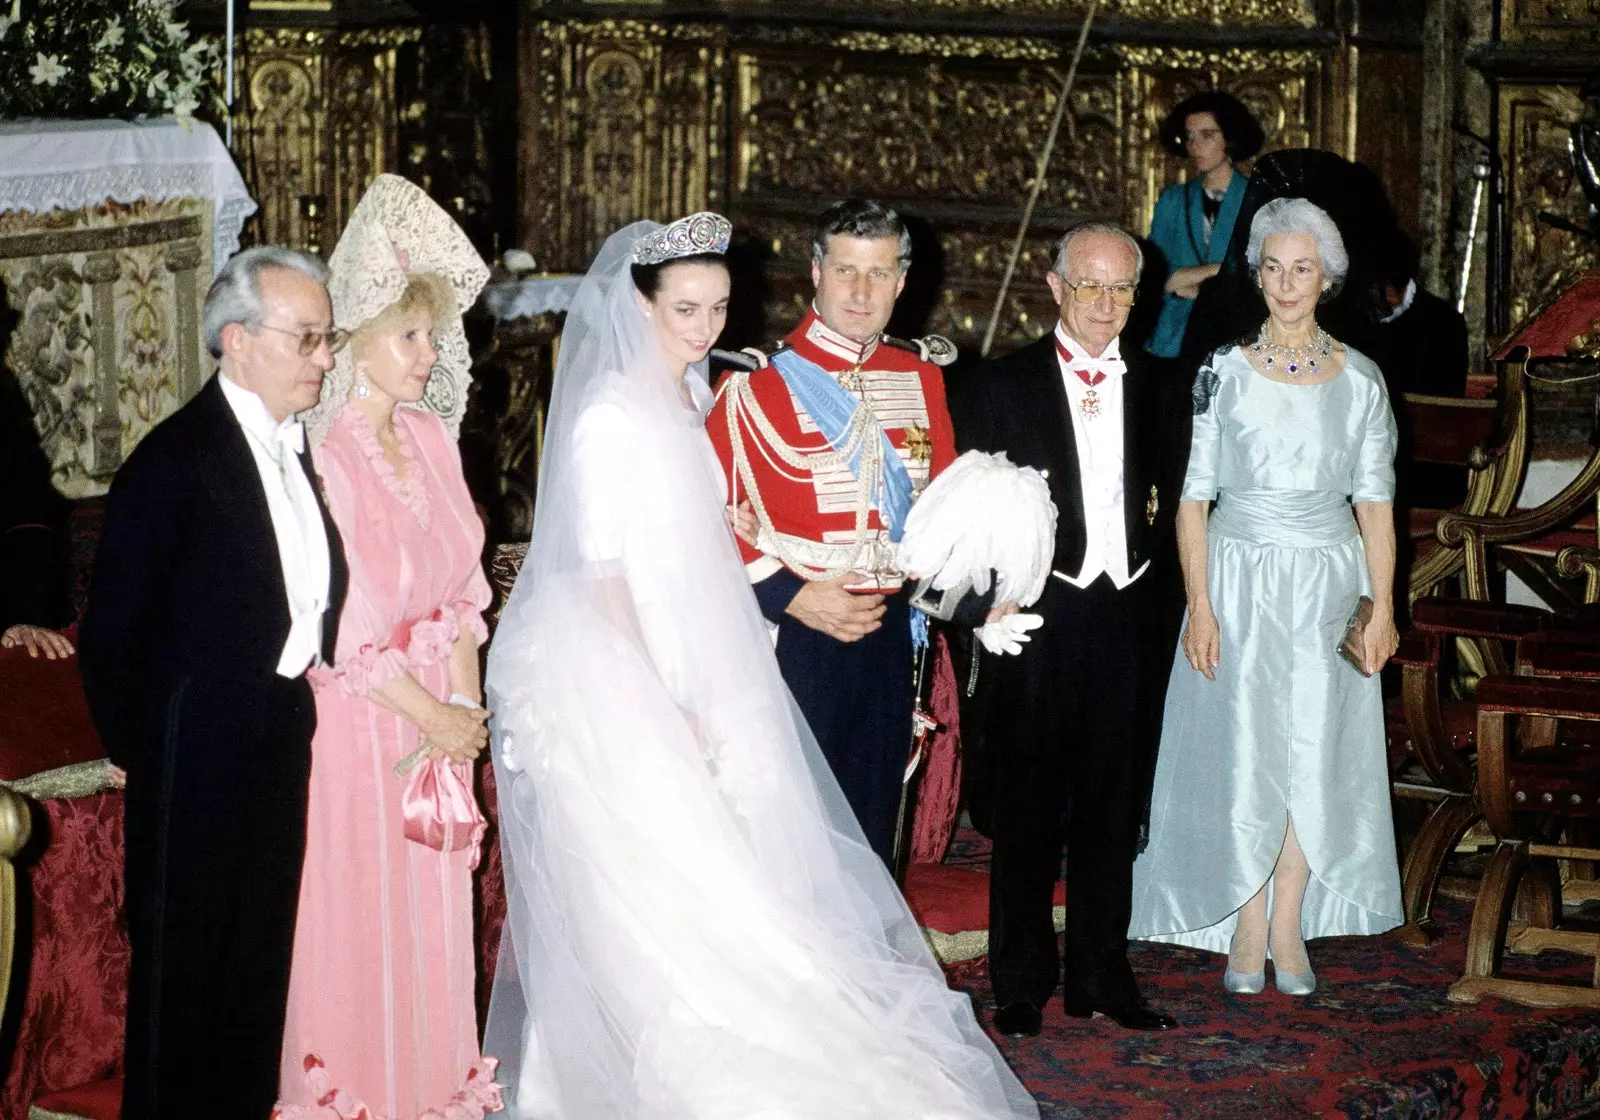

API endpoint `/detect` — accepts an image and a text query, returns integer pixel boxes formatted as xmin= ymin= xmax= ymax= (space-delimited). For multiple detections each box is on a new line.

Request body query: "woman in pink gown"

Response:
xmin=274 ymin=175 xmax=502 ymax=1120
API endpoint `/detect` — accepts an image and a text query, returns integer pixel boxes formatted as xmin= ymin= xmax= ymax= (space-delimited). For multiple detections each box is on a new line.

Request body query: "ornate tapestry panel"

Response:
xmin=0 ymin=200 xmax=212 ymax=498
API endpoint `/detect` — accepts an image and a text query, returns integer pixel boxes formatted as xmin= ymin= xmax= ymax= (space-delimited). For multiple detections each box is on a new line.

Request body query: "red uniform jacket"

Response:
xmin=708 ymin=309 xmax=957 ymax=619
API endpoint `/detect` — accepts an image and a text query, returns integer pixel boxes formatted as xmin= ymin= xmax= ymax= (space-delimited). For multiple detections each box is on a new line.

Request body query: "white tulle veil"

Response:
xmin=483 ymin=221 xmax=1036 ymax=1119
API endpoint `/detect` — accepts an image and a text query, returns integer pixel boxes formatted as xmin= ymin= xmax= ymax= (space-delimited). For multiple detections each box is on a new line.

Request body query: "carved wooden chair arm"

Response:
xmin=1519 ymin=637 xmax=1600 ymax=680
xmin=0 ymin=785 xmax=29 ymax=1020
xmin=1477 ymin=674 xmax=1600 ymax=720
xmin=1409 ymin=598 xmax=1549 ymax=640
xmin=1392 ymin=630 xmax=1438 ymax=667
xmin=1437 ymin=449 xmax=1600 ymax=549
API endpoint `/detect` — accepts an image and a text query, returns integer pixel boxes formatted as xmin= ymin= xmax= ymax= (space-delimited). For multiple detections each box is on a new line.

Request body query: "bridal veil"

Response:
xmin=484 ymin=220 xmax=1037 ymax=1120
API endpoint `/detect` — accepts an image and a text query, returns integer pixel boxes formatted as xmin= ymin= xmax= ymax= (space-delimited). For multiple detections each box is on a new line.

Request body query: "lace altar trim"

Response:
xmin=272 ymin=1054 xmax=503 ymax=1120
xmin=0 ymin=162 xmax=254 ymax=274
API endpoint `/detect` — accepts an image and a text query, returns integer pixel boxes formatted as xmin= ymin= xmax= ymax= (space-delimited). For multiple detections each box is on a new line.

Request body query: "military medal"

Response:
xmin=1055 ymin=335 xmax=1105 ymax=420
xmin=1077 ymin=376 xmax=1104 ymax=419
xmin=903 ymin=425 xmax=932 ymax=462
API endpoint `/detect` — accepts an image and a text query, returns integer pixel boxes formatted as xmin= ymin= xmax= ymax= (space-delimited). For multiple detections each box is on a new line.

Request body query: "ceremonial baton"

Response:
xmin=980 ymin=0 xmax=1101 ymax=359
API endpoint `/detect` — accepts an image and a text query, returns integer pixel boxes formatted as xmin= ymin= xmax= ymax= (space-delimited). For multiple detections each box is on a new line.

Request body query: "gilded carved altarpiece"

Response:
xmin=516 ymin=2 xmax=1345 ymax=350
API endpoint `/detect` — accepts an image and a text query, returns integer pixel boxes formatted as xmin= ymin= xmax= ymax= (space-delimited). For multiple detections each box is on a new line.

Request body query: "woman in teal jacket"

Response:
xmin=1146 ymin=90 xmax=1264 ymax=359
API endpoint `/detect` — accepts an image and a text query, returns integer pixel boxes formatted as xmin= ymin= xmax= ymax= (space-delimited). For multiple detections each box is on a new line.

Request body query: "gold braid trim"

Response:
xmin=4 ymin=759 xmax=118 ymax=801
xmin=723 ymin=369 xmax=885 ymax=581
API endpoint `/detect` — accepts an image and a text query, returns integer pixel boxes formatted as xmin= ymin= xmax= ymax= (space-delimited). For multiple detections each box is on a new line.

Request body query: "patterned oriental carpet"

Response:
xmin=933 ymin=831 xmax=1600 ymax=1120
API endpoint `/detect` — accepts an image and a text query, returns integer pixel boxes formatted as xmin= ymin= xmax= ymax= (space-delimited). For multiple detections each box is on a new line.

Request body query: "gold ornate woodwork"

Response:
xmin=519 ymin=21 xmax=725 ymax=271
xmin=1501 ymin=0 xmax=1600 ymax=41
xmin=232 ymin=26 xmax=420 ymax=253
xmin=521 ymin=17 xmax=1340 ymax=351
xmin=1496 ymin=82 xmax=1592 ymax=333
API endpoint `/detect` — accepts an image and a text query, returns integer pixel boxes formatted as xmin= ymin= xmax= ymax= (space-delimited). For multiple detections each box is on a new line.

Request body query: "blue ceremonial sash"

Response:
xmin=768 ymin=348 xmax=914 ymax=542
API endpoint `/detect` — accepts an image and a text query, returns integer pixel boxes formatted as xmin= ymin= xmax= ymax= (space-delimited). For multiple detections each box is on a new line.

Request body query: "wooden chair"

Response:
xmin=0 ymin=785 xmax=29 ymax=1020
xmin=1450 ymin=650 xmax=1600 ymax=1009
xmin=1388 ymin=599 xmax=1550 ymax=946
xmin=1437 ymin=413 xmax=1600 ymax=610
xmin=1405 ymin=349 xmax=1531 ymax=602
xmin=1554 ymin=492 xmax=1600 ymax=604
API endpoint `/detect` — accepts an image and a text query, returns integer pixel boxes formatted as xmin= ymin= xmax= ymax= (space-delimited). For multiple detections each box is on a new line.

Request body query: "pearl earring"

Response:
xmin=354 ymin=369 xmax=371 ymax=399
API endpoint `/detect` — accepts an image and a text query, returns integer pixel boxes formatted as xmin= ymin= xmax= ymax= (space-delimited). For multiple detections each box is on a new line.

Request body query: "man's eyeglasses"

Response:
xmin=252 ymin=321 xmax=350 ymax=356
xmin=1062 ymin=280 xmax=1137 ymax=307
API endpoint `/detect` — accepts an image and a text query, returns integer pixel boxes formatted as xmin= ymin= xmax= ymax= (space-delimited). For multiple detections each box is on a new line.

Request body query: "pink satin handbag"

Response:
xmin=400 ymin=755 xmax=488 ymax=868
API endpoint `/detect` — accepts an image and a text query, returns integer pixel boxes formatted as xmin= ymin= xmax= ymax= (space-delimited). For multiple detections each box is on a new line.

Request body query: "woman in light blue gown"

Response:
xmin=1129 ymin=198 xmax=1404 ymax=997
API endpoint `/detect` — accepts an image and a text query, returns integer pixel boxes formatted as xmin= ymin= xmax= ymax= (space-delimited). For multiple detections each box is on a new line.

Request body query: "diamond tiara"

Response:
xmin=632 ymin=212 xmax=733 ymax=266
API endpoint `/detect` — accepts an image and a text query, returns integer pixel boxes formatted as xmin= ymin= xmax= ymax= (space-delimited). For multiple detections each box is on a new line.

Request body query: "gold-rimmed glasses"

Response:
xmin=252 ymin=321 xmax=350 ymax=356
xmin=1061 ymin=279 xmax=1137 ymax=307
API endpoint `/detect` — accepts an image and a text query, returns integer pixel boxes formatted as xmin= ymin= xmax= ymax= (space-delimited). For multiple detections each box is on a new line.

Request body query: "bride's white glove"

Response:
xmin=975 ymin=613 xmax=1043 ymax=656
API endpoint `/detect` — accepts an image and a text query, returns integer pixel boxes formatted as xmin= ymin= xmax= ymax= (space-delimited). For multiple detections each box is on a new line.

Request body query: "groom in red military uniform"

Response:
xmin=708 ymin=199 xmax=956 ymax=865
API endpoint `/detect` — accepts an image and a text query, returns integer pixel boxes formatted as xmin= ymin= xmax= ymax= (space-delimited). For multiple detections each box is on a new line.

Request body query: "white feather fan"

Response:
xmin=896 ymin=450 xmax=1057 ymax=608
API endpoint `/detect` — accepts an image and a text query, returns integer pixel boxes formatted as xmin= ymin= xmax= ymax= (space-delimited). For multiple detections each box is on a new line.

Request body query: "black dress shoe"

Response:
xmin=992 ymin=1001 xmax=1043 ymax=1038
xmin=1061 ymin=994 xmax=1176 ymax=1031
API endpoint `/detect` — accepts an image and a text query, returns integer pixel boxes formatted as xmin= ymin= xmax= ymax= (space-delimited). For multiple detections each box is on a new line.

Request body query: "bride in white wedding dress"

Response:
xmin=483 ymin=214 xmax=1038 ymax=1120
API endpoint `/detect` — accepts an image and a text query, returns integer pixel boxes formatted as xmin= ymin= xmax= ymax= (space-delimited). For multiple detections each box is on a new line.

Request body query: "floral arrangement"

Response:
xmin=0 ymin=0 xmax=222 ymax=123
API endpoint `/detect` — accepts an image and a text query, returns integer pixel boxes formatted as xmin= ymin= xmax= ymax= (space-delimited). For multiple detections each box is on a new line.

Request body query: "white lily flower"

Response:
xmin=29 ymin=53 xmax=68 ymax=87
xmin=96 ymin=17 xmax=126 ymax=51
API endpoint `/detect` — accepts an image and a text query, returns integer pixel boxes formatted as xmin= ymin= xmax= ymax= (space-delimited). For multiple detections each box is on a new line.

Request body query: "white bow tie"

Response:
xmin=1072 ymin=355 xmax=1126 ymax=379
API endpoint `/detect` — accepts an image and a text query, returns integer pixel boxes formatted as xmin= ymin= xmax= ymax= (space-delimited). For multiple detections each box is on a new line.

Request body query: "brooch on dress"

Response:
xmin=1192 ymin=365 xmax=1220 ymax=416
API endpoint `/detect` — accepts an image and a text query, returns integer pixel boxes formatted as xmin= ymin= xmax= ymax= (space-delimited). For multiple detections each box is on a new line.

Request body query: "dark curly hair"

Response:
xmin=1158 ymin=90 xmax=1265 ymax=162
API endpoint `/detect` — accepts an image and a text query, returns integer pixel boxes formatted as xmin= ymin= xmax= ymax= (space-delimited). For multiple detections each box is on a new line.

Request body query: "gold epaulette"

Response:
xmin=883 ymin=333 xmax=959 ymax=367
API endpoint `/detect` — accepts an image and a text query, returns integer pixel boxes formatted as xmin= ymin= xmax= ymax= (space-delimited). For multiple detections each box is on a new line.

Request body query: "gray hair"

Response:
xmin=1245 ymin=197 xmax=1349 ymax=296
xmin=810 ymin=199 xmax=913 ymax=273
xmin=1051 ymin=219 xmax=1144 ymax=283
xmin=202 ymin=246 xmax=331 ymax=358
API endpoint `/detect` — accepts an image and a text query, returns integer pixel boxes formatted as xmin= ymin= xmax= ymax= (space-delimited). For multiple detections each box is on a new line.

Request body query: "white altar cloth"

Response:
xmin=0 ymin=117 xmax=255 ymax=274
xmin=482 ymin=274 xmax=584 ymax=321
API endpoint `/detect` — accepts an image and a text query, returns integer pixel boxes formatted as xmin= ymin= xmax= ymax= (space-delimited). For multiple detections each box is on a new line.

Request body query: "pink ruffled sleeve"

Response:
xmin=311 ymin=433 xmax=412 ymax=697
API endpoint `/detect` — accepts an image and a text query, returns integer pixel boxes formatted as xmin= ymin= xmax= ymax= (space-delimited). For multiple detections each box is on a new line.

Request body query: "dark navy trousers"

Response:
xmin=771 ymin=591 xmax=915 ymax=866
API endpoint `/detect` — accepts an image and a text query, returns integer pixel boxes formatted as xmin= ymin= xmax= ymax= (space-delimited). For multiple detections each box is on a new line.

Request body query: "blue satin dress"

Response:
xmin=1128 ymin=343 xmax=1404 ymax=952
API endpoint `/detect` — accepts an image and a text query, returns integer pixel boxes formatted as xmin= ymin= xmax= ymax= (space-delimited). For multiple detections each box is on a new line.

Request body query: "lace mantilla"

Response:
xmin=0 ymin=119 xmax=256 ymax=274
xmin=304 ymin=175 xmax=490 ymax=447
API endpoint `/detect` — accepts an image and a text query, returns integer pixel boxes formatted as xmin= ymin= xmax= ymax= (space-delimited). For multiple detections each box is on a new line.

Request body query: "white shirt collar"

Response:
xmin=218 ymin=371 xmax=306 ymax=455
xmin=1053 ymin=323 xmax=1124 ymax=371
xmin=1380 ymin=278 xmax=1418 ymax=324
